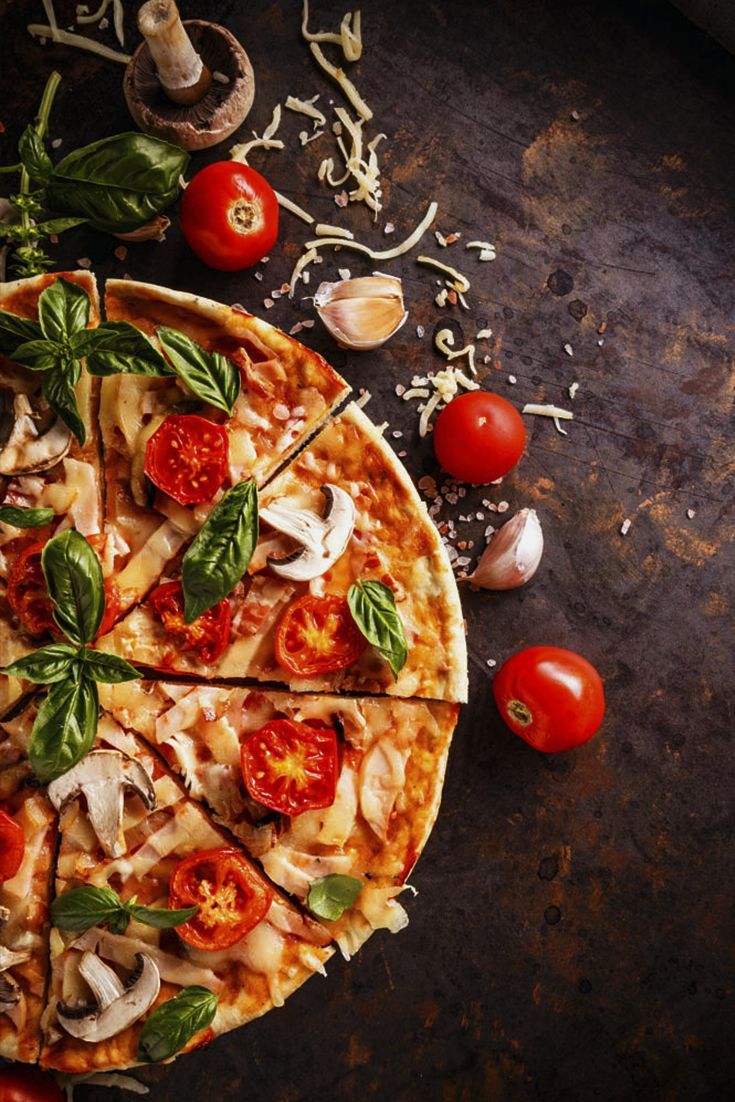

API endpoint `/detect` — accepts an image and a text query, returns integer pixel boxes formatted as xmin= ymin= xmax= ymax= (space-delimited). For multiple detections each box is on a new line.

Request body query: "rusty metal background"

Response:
xmin=1 ymin=0 xmax=734 ymax=1099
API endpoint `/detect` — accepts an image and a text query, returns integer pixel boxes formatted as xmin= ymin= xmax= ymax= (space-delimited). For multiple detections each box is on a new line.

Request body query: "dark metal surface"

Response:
xmin=1 ymin=1 xmax=734 ymax=1098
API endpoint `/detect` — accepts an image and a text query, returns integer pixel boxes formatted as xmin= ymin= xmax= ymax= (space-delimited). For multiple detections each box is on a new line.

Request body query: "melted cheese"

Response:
xmin=358 ymin=739 xmax=410 ymax=841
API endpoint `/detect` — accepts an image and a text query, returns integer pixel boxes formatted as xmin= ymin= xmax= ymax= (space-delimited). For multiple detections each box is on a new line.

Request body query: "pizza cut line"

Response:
xmin=0 ymin=272 xmax=467 ymax=1073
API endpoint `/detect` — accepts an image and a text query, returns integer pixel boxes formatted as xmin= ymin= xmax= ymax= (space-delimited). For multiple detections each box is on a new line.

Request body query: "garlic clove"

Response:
xmin=467 ymin=508 xmax=543 ymax=590
xmin=314 ymin=274 xmax=408 ymax=350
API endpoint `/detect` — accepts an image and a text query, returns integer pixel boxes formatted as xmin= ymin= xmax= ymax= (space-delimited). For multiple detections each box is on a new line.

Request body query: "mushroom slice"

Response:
xmin=0 ymin=393 xmax=72 ymax=476
xmin=0 ymin=906 xmax=10 ymax=927
xmin=263 ymin=484 xmax=356 ymax=582
xmin=0 ymin=945 xmax=32 ymax=971
xmin=0 ymin=971 xmax=20 ymax=1014
xmin=56 ymin=951 xmax=160 ymax=1043
xmin=47 ymin=750 xmax=156 ymax=859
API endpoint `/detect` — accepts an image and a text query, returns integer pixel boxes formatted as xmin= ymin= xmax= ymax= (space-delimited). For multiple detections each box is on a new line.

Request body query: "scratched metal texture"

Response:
xmin=1 ymin=0 xmax=733 ymax=1099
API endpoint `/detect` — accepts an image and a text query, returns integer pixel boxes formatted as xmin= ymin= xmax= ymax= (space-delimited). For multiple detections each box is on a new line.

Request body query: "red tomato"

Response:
xmin=169 ymin=847 xmax=272 ymax=950
xmin=149 ymin=581 xmax=231 ymax=665
xmin=179 ymin=162 xmax=279 ymax=271
xmin=0 ymin=1068 xmax=63 ymax=1102
xmin=275 ymin=594 xmax=367 ymax=677
xmin=493 ymin=646 xmax=605 ymax=753
xmin=241 ymin=718 xmax=338 ymax=817
xmin=6 ymin=540 xmax=55 ymax=637
xmin=96 ymin=579 xmax=121 ymax=639
xmin=433 ymin=391 xmax=526 ymax=484
xmin=144 ymin=414 xmax=229 ymax=506
xmin=0 ymin=810 xmax=24 ymax=881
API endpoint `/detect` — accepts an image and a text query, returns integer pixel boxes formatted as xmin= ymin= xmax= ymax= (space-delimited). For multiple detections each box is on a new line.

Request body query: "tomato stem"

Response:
xmin=507 ymin=699 xmax=533 ymax=727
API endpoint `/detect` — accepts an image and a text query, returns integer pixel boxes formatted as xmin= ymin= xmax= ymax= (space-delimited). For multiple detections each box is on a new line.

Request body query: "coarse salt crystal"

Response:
xmin=686 ymin=508 xmax=696 ymax=519
xmin=113 ymin=245 xmax=127 ymax=261
xmin=486 ymin=658 xmax=497 ymax=667
xmin=76 ymin=257 xmax=92 ymax=268
xmin=497 ymin=501 xmax=509 ymax=513
xmin=564 ymin=342 xmax=574 ymax=357
xmin=384 ymin=222 xmax=395 ymax=235
xmin=273 ymin=403 xmax=291 ymax=421
xmin=334 ymin=191 xmax=349 ymax=208
xmin=620 ymin=518 xmax=632 ymax=536
xmin=254 ymin=271 xmax=264 ymax=281
xmin=264 ymin=298 xmax=275 ymax=309
xmin=508 ymin=375 xmax=517 ymax=384
xmin=416 ymin=325 xmax=425 ymax=338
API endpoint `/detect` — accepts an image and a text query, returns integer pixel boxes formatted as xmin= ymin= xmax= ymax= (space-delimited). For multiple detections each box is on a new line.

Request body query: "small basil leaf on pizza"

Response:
xmin=0 ymin=504 xmax=55 ymax=528
xmin=0 ymin=308 xmax=41 ymax=355
xmin=347 ymin=579 xmax=408 ymax=679
xmin=29 ymin=674 xmax=99 ymax=783
xmin=41 ymin=364 xmax=86 ymax=444
xmin=156 ymin=327 xmax=240 ymax=414
xmin=79 ymin=648 xmax=141 ymax=684
xmin=307 ymin=874 xmax=363 ymax=921
xmin=3 ymin=643 xmax=78 ymax=684
xmin=51 ymin=885 xmax=125 ymax=931
xmin=125 ymin=901 xmax=199 ymax=929
xmin=182 ymin=479 xmax=258 ymax=623
xmin=38 ymin=277 xmax=90 ymax=343
xmin=137 ymin=985 xmax=218 ymax=1063
xmin=75 ymin=320 xmax=173 ymax=377
xmin=42 ymin=530 xmax=104 ymax=645
xmin=9 ymin=338 xmax=61 ymax=372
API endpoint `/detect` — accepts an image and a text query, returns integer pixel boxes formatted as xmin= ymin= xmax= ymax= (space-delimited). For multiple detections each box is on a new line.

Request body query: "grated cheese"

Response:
xmin=568 ymin=381 xmax=579 ymax=399
xmin=304 ymin=200 xmax=437 ymax=262
xmin=230 ymin=105 xmax=284 ymax=162
xmin=42 ymin=0 xmax=60 ymax=40
xmin=416 ymin=255 xmax=470 ymax=293
xmin=301 ymin=0 xmax=362 ymax=62
xmin=476 ymin=327 xmax=493 ymax=339
xmin=318 ymin=108 xmax=386 ymax=215
xmin=466 ymin=240 xmax=497 ymax=261
xmin=27 ymin=22 xmax=131 ymax=61
xmin=77 ymin=0 xmax=111 ymax=23
xmin=315 ymin=223 xmax=353 ymax=238
xmin=285 ymin=93 xmax=326 ymax=128
xmin=275 ymin=192 xmax=315 ymax=224
xmin=288 ymin=247 xmax=319 ymax=298
xmin=310 ymin=42 xmax=372 ymax=121
xmin=522 ymin=403 xmax=574 ymax=421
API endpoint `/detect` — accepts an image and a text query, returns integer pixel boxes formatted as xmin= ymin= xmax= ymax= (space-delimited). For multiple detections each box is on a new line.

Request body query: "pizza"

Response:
xmin=0 ymin=273 xmax=466 ymax=1075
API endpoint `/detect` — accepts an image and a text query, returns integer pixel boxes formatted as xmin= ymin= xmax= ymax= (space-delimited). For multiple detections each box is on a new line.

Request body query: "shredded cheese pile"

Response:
xmin=401 ymin=364 xmax=479 ymax=438
xmin=29 ymin=0 xmax=130 ymax=62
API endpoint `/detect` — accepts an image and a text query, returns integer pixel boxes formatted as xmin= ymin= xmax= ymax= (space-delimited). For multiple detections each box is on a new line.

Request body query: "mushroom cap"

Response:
xmin=124 ymin=20 xmax=255 ymax=151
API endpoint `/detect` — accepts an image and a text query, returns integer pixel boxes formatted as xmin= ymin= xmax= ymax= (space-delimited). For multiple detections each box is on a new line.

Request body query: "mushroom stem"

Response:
xmin=137 ymin=0 xmax=212 ymax=105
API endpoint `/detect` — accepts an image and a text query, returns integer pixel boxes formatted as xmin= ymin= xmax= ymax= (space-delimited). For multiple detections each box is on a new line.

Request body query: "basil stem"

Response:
xmin=347 ymin=579 xmax=409 ymax=679
xmin=181 ymin=480 xmax=258 ymax=624
xmin=137 ymin=986 xmax=218 ymax=1063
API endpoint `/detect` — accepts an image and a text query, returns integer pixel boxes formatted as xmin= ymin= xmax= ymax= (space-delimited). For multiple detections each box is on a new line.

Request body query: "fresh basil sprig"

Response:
xmin=347 ymin=579 xmax=409 ymax=679
xmin=137 ymin=986 xmax=218 ymax=1064
xmin=29 ymin=671 xmax=99 ymax=784
xmin=51 ymin=885 xmax=197 ymax=936
xmin=0 ymin=310 xmax=42 ymax=356
xmin=76 ymin=321 xmax=171 ymax=378
xmin=157 ymin=327 xmax=241 ymax=414
xmin=0 ymin=505 xmax=55 ymax=529
xmin=307 ymin=874 xmax=363 ymax=922
xmin=181 ymin=480 xmax=258 ymax=623
xmin=41 ymin=529 xmax=103 ymax=644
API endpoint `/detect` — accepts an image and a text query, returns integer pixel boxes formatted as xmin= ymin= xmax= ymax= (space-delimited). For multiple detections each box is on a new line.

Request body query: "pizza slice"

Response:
xmin=100 ymin=402 xmax=468 ymax=704
xmin=99 ymin=278 xmax=349 ymax=617
xmin=99 ymin=679 xmax=459 ymax=958
xmin=0 ymin=271 xmax=105 ymax=717
xmin=0 ymin=709 xmax=57 ymax=1063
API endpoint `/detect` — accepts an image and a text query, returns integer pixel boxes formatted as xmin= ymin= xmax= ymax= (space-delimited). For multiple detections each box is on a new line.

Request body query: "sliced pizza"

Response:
xmin=99 ymin=679 xmax=459 ymax=957
xmin=100 ymin=402 xmax=468 ymax=703
xmin=0 ymin=271 xmax=105 ymax=717
xmin=99 ymin=279 xmax=349 ymax=617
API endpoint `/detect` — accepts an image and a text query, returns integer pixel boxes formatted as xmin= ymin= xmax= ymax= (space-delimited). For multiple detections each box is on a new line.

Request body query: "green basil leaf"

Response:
xmin=38 ymin=277 xmax=90 ymax=343
xmin=73 ymin=320 xmax=172 ymax=377
xmin=3 ymin=643 xmax=78 ymax=684
xmin=10 ymin=338 xmax=62 ymax=372
xmin=307 ymin=874 xmax=363 ymax=921
xmin=347 ymin=579 xmax=408 ymax=679
xmin=157 ymin=327 xmax=240 ymax=414
xmin=46 ymin=132 xmax=189 ymax=234
xmin=137 ymin=986 xmax=217 ymax=1064
xmin=125 ymin=902 xmax=198 ymax=929
xmin=41 ymin=529 xmax=104 ymax=644
xmin=29 ymin=675 xmax=99 ymax=783
xmin=33 ymin=216 xmax=88 ymax=235
xmin=41 ymin=366 xmax=86 ymax=444
xmin=51 ymin=885 xmax=124 ymax=932
xmin=79 ymin=648 xmax=140 ymax=684
xmin=0 ymin=505 xmax=55 ymax=528
xmin=0 ymin=309 xmax=42 ymax=356
xmin=18 ymin=125 xmax=53 ymax=183
xmin=181 ymin=480 xmax=258 ymax=624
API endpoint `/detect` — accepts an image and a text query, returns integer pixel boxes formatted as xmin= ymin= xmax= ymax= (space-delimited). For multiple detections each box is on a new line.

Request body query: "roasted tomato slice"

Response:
xmin=144 ymin=414 xmax=229 ymax=506
xmin=241 ymin=718 xmax=339 ymax=817
xmin=149 ymin=581 xmax=231 ymax=664
xmin=96 ymin=579 xmax=121 ymax=638
xmin=275 ymin=594 xmax=366 ymax=677
xmin=6 ymin=539 xmax=55 ymax=637
xmin=169 ymin=847 xmax=272 ymax=950
xmin=0 ymin=810 xmax=25 ymax=881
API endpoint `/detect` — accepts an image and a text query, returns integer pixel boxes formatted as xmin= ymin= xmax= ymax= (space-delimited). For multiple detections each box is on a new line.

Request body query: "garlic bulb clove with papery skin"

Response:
xmin=314 ymin=273 xmax=408 ymax=350
xmin=467 ymin=508 xmax=544 ymax=590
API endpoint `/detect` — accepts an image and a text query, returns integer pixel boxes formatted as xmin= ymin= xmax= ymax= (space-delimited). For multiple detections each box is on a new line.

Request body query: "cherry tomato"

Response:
xmin=493 ymin=646 xmax=605 ymax=753
xmin=0 ymin=1068 xmax=63 ymax=1102
xmin=433 ymin=391 xmax=526 ymax=484
xmin=241 ymin=718 xmax=338 ymax=817
xmin=275 ymin=594 xmax=366 ymax=677
xmin=179 ymin=162 xmax=279 ymax=272
xmin=96 ymin=579 xmax=121 ymax=639
xmin=145 ymin=414 xmax=229 ymax=507
xmin=149 ymin=581 xmax=231 ymax=665
xmin=0 ymin=809 xmax=24 ymax=881
xmin=169 ymin=847 xmax=272 ymax=950
xmin=6 ymin=540 xmax=56 ymax=637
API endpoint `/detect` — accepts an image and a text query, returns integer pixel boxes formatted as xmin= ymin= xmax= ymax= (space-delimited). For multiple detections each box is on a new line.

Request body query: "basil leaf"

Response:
xmin=51 ymin=885 xmax=124 ymax=932
xmin=29 ymin=674 xmax=99 ymax=783
xmin=33 ymin=217 xmax=87 ymax=235
xmin=79 ymin=648 xmax=140 ymax=684
xmin=38 ymin=277 xmax=90 ymax=343
xmin=41 ymin=529 xmax=104 ymax=645
xmin=46 ymin=132 xmax=189 ymax=234
xmin=307 ymin=874 xmax=363 ymax=921
xmin=137 ymin=986 xmax=218 ymax=1064
xmin=0 ymin=505 xmax=55 ymax=528
xmin=0 ymin=309 xmax=41 ymax=356
xmin=125 ymin=902 xmax=198 ymax=929
xmin=74 ymin=320 xmax=172 ymax=377
xmin=182 ymin=480 xmax=258 ymax=624
xmin=157 ymin=327 xmax=240 ymax=414
xmin=18 ymin=125 xmax=53 ymax=183
xmin=10 ymin=338 xmax=62 ymax=372
xmin=347 ymin=579 xmax=408 ymax=679
xmin=42 ymin=365 xmax=86 ymax=444
xmin=3 ymin=643 xmax=78 ymax=684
